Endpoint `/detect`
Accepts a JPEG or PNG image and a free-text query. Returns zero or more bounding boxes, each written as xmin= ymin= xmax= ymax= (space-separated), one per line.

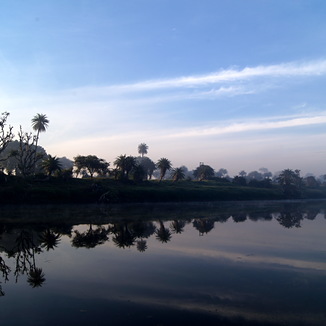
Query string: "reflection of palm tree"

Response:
xmin=193 ymin=218 xmax=214 ymax=236
xmin=39 ymin=229 xmax=61 ymax=250
xmin=27 ymin=267 xmax=46 ymax=288
xmin=136 ymin=239 xmax=148 ymax=252
xmin=111 ymin=223 xmax=136 ymax=249
xmin=72 ymin=225 xmax=109 ymax=248
xmin=155 ymin=221 xmax=172 ymax=243
xmin=170 ymin=220 xmax=186 ymax=234
xmin=129 ymin=221 xmax=156 ymax=239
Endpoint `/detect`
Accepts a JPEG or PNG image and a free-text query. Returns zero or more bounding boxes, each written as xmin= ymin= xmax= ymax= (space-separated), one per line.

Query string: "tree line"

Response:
xmin=0 ymin=112 xmax=325 ymax=198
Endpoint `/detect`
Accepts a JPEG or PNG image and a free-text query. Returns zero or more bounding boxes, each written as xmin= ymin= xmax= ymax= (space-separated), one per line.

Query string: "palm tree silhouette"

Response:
xmin=171 ymin=167 xmax=185 ymax=182
xmin=39 ymin=229 xmax=61 ymax=250
xmin=155 ymin=220 xmax=172 ymax=243
xmin=27 ymin=267 xmax=46 ymax=288
xmin=136 ymin=239 xmax=148 ymax=252
xmin=41 ymin=155 xmax=62 ymax=176
xmin=156 ymin=158 xmax=172 ymax=181
xmin=31 ymin=113 xmax=49 ymax=172
xmin=170 ymin=220 xmax=186 ymax=234
xmin=138 ymin=143 xmax=148 ymax=157
xmin=110 ymin=222 xmax=136 ymax=249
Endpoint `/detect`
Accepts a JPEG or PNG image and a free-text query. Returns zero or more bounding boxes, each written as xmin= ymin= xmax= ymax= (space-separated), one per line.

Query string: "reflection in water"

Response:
xmin=0 ymin=201 xmax=325 ymax=325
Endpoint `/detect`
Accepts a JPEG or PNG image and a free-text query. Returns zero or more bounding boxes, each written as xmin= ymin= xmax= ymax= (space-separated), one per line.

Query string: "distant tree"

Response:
xmin=193 ymin=164 xmax=214 ymax=181
xmin=216 ymin=168 xmax=228 ymax=178
xmin=259 ymin=167 xmax=272 ymax=179
xmin=138 ymin=143 xmax=148 ymax=157
xmin=74 ymin=155 xmax=109 ymax=178
xmin=42 ymin=155 xmax=62 ymax=177
xmin=277 ymin=169 xmax=303 ymax=198
xmin=171 ymin=167 xmax=185 ymax=182
xmin=156 ymin=158 xmax=172 ymax=181
xmin=114 ymin=154 xmax=136 ymax=180
xmin=247 ymin=170 xmax=263 ymax=181
xmin=132 ymin=164 xmax=147 ymax=182
xmin=0 ymin=112 xmax=14 ymax=161
xmin=232 ymin=175 xmax=247 ymax=186
xmin=31 ymin=114 xmax=49 ymax=173
xmin=238 ymin=170 xmax=247 ymax=177
xmin=136 ymin=156 xmax=156 ymax=179
xmin=304 ymin=175 xmax=319 ymax=188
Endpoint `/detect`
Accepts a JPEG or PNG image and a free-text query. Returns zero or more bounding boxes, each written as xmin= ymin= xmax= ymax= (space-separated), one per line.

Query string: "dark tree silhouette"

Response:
xmin=193 ymin=218 xmax=215 ymax=235
xmin=156 ymin=158 xmax=172 ymax=181
xmin=136 ymin=239 xmax=148 ymax=252
xmin=39 ymin=229 xmax=61 ymax=250
xmin=42 ymin=155 xmax=62 ymax=177
xmin=31 ymin=113 xmax=49 ymax=173
xmin=27 ymin=267 xmax=46 ymax=288
xmin=277 ymin=169 xmax=303 ymax=198
xmin=170 ymin=220 xmax=186 ymax=234
xmin=138 ymin=143 xmax=148 ymax=157
xmin=155 ymin=220 xmax=172 ymax=243
xmin=171 ymin=167 xmax=185 ymax=182
xmin=74 ymin=155 xmax=109 ymax=178
xmin=72 ymin=225 xmax=109 ymax=248
xmin=193 ymin=164 xmax=214 ymax=181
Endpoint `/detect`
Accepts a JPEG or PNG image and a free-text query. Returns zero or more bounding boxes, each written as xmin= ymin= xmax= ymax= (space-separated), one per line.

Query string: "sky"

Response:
xmin=1 ymin=0 xmax=326 ymax=177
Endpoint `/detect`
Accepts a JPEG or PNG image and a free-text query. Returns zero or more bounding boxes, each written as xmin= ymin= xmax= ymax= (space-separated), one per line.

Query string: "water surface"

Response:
xmin=0 ymin=201 xmax=325 ymax=325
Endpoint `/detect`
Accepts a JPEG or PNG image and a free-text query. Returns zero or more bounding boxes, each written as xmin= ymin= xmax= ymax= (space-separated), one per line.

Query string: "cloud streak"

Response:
xmin=167 ymin=113 xmax=326 ymax=139
xmin=103 ymin=59 xmax=326 ymax=93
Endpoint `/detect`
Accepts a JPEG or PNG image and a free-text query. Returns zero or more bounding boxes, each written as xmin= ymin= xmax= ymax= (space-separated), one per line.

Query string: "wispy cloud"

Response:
xmin=167 ymin=113 xmax=326 ymax=139
xmin=100 ymin=59 xmax=326 ymax=93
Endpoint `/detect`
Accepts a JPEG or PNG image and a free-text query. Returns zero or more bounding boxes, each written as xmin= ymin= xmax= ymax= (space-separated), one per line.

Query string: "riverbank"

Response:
xmin=1 ymin=177 xmax=326 ymax=204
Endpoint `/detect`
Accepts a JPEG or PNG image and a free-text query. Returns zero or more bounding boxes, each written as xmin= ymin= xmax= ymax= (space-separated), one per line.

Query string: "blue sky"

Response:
xmin=1 ymin=0 xmax=326 ymax=176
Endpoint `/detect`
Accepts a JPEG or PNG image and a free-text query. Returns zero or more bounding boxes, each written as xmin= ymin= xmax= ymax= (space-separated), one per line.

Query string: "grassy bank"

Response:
xmin=1 ymin=177 xmax=326 ymax=204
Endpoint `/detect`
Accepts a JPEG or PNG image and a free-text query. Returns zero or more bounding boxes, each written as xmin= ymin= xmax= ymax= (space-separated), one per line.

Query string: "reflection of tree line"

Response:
xmin=0 ymin=226 xmax=64 ymax=296
xmin=0 ymin=204 xmax=324 ymax=295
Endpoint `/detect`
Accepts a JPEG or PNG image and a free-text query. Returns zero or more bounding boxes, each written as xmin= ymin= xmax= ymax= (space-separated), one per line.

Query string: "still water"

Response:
xmin=0 ymin=201 xmax=326 ymax=326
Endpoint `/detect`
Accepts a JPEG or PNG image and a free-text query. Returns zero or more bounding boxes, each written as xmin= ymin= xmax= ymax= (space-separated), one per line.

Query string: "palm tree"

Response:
xmin=42 ymin=155 xmax=62 ymax=176
xmin=138 ymin=143 xmax=148 ymax=157
xmin=171 ymin=167 xmax=185 ymax=182
xmin=114 ymin=154 xmax=127 ymax=179
xmin=31 ymin=113 xmax=49 ymax=172
xmin=156 ymin=158 xmax=172 ymax=181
